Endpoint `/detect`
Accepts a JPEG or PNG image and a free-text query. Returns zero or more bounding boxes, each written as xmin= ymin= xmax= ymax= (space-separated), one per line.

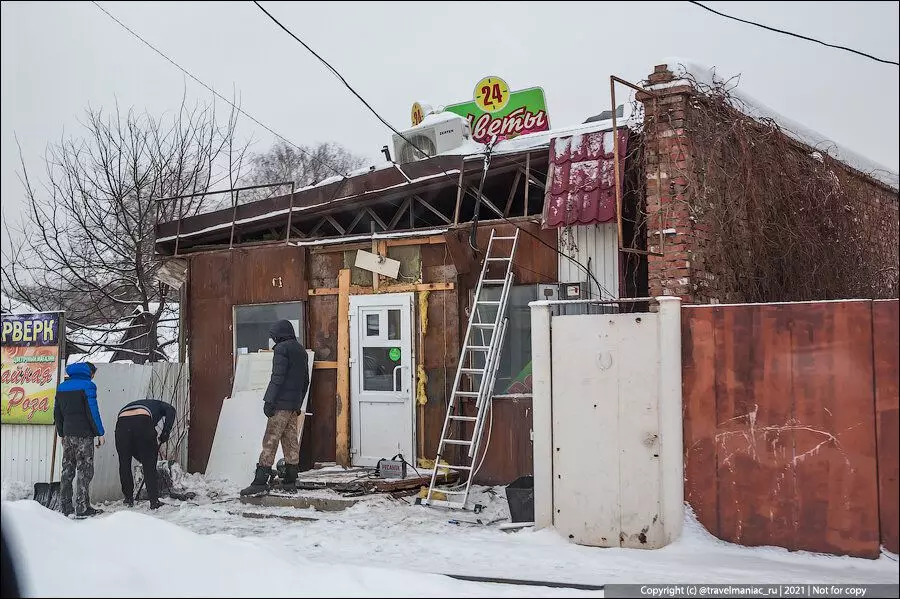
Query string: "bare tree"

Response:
xmin=2 ymin=98 xmax=250 ymax=363
xmin=249 ymin=140 xmax=365 ymax=189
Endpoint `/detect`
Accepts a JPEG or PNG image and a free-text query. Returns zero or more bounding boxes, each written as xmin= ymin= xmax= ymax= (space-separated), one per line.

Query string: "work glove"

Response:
xmin=263 ymin=403 xmax=275 ymax=418
xmin=95 ymin=436 xmax=105 ymax=448
xmin=158 ymin=433 xmax=170 ymax=444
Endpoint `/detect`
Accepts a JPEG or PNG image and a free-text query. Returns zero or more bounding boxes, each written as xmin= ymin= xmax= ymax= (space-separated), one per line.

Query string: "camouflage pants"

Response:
xmin=60 ymin=436 xmax=94 ymax=515
xmin=258 ymin=410 xmax=299 ymax=468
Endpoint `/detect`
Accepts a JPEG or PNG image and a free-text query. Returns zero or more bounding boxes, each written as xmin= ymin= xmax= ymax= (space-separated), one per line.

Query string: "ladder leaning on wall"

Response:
xmin=423 ymin=228 xmax=519 ymax=509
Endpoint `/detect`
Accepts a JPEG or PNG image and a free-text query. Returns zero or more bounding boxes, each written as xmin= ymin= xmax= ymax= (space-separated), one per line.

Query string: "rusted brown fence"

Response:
xmin=683 ymin=299 xmax=898 ymax=558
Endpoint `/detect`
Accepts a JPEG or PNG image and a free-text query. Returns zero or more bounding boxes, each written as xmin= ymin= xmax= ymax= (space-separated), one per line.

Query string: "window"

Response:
xmin=234 ymin=302 xmax=305 ymax=362
xmin=468 ymin=285 xmax=537 ymax=395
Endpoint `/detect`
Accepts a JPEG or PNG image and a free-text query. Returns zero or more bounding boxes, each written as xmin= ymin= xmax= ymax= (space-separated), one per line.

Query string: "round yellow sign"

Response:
xmin=474 ymin=76 xmax=510 ymax=114
xmin=411 ymin=102 xmax=425 ymax=126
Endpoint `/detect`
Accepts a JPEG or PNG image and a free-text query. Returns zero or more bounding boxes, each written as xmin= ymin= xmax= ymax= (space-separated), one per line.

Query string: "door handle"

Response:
xmin=392 ymin=364 xmax=408 ymax=394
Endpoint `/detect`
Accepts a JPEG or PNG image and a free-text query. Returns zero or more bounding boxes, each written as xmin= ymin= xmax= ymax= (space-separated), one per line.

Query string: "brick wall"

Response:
xmin=639 ymin=64 xmax=899 ymax=303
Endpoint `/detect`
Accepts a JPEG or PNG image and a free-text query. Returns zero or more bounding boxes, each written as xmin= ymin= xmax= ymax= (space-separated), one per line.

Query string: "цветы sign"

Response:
xmin=1 ymin=312 xmax=62 ymax=424
xmin=445 ymin=77 xmax=550 ymax=144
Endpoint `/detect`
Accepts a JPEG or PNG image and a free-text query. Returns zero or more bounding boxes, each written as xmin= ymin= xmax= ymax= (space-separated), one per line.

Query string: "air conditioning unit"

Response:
xmin=392 ymin=113 xmax=471 ymax=164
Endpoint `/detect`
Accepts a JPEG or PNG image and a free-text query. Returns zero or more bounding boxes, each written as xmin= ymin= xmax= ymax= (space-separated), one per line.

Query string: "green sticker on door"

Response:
xmin=389 ymin=347 xmax=401 ymax=362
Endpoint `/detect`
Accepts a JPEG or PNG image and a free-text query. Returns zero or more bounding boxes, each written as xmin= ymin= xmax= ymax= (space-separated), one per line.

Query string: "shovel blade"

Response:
xmin=33 ymin=482 xmax=61 ymax=510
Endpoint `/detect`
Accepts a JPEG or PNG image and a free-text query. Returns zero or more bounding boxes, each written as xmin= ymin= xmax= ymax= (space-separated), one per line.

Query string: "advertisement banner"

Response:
xmin=445 ymin=77 xmax=550 ymax=144
xmin=1 ymin=312 xmax=62 ymax=424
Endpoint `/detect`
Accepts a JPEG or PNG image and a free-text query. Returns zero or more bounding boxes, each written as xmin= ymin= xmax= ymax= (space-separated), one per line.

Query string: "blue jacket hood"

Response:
xmin=66 ymin=362 xmax=93 ymax=379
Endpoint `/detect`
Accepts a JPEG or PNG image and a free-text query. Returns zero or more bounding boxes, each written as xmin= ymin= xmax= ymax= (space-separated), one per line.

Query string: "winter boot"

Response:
xmin=124 ymin=497 xmax=134 ymax=508
xmin=239 ymin=464 xmax=271 ymax=496
xmin=149 ymin=499 xmax=162 ymax=510
xmin=279 ymin=463 xmax=299 ymax=490
xmin=75 ymin=506 xmax=103 ymax=519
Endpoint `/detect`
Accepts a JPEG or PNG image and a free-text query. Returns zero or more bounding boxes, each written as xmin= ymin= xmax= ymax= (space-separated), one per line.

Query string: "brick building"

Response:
xmin=639 ymin=61 xmax=899 ymax=304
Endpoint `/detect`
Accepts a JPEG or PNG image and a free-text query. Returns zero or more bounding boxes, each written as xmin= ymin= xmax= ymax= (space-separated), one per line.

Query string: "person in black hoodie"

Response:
xmin=240 ymin=320 xmax=309 ymax=496
xmin=115 ymin=399 xmax=175 ymax=509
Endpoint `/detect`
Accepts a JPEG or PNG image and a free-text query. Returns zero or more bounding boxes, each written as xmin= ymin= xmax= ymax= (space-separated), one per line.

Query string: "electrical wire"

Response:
xmin=687 ymin=1 xmax=899 ymax=67
xmin=90 ymin=1 xmax=349 ymax=180
xmin=251 ymin=1 xmax=616 ymax=298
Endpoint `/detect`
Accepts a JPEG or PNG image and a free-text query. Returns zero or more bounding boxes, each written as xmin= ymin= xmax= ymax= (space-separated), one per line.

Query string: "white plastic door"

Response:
xmin=349 ymin=293 xmax=415 ymax=467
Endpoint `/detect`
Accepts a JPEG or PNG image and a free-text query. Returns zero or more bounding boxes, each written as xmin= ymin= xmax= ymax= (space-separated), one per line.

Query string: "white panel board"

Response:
xmin=616 ymin=313 xmax=664 ymax=548
xmin=355 ymin=249 xmax=401 ymax=279
xmin=551 ymin=314 xmax=621 ymax=546
xmin=205 ymin=350 xmax=314 ymax=483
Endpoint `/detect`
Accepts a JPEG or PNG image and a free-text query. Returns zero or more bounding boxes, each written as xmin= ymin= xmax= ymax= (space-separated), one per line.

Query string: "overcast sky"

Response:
xmin=2 ymin=1 xmax=898 ymax=248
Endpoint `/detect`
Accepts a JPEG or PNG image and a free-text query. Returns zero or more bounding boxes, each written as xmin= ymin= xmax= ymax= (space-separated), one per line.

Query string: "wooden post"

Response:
xmin=376 ymin=240 xmax=388 ymax=289
xmin=453 ymin=158 xmax=464 ymax=225
xmin=371 ymin=222 xmax=379 ymax=291
xmin=524 ymin=154 xmax=531 ymax=217
xmin=336 ymin=268 xmax=351 ymax=466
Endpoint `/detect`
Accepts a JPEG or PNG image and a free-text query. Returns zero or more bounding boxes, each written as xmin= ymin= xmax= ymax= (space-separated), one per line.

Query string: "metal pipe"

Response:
xmin=610 ymin=76 xmax=624 ymax=250
xmin=285 ymin=181 xmax=296 ymax=244
xmin=229 ymin=189 xmax=240 ymax=250
xmin=174 ymin=197 xmax=184 ymax=257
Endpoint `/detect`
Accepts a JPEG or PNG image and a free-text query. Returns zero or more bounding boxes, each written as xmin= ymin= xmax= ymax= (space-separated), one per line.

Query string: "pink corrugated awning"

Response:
xmin=542 ymin=128 xmax=628 ymax=228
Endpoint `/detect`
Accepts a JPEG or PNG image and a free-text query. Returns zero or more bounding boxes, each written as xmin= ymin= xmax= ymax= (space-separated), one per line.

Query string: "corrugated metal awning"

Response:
xmin=542 ymin=129 xmax=628 ymax=228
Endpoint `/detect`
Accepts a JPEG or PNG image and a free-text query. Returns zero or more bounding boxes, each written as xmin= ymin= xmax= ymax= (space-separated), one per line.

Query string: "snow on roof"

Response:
xmin=156 ymin=170 xmax=459 ymax=243
xmin=651 ymin=59 xmax=899 ymax=191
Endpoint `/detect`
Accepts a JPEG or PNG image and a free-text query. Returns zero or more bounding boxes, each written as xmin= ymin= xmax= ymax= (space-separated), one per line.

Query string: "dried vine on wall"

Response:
xmin=651 ymin=76 xmax=898 ymax=302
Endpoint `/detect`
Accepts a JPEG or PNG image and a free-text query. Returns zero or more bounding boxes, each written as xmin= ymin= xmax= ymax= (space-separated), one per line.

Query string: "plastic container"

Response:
xmin=505 ymin=475 xmax=535 ymax=523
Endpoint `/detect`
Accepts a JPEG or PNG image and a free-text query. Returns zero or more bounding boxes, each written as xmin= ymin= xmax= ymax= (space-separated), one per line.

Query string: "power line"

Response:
xmin=687 ymin=1 xmax=899 ymax=67
xmin=251 ymin=1 xmax=615 ymax=299
xmin=89 ymin=1 xmax=348 ymax=180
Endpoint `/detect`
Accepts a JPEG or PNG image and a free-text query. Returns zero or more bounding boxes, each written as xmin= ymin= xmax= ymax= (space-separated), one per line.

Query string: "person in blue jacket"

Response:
xmin=53 ymin=362 xmax=105 ymax=518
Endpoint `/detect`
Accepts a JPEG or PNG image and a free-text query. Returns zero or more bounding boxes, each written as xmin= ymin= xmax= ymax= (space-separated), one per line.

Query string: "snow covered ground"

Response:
xmin=2 ymin=473 xmax=897 ymax=597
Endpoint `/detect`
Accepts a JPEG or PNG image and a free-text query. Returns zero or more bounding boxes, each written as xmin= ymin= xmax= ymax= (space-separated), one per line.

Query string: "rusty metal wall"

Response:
xmin=186 ymin=245 xmax=307 ymax=472
xmin=682 ymin=300 xmax=888 ymax=558
xmin=874 ymin=300 xmax=899 ymax=554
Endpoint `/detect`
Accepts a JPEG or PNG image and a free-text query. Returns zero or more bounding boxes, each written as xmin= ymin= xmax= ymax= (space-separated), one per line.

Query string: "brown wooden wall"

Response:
xmin=186 ymin=245 xmax=308 ymax=472
xmin=185 ymin=221 xmax=555 ymax=482
xmin=682 ymin=300 xmax=898 ymax=558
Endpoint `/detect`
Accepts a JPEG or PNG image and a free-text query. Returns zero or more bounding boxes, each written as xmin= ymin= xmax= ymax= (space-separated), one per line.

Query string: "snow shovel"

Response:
xmin=33 ymin=433 xmax=60 ymax=510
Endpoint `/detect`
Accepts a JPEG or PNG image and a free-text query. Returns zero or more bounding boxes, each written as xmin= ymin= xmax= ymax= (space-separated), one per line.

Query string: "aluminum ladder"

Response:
xmin=423 ymin=228 xmax=519 ymax=508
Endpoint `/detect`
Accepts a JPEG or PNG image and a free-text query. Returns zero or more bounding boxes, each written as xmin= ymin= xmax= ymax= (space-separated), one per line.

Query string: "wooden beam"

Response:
xmin=370 ymin=222 xmax=379 ymax=292
xmin=388 ymin=198 xmax=411 ymax=230
xmin=387 ymin=235 xmax=446 ymax=247
xmin=309 ymin=235 xmax=445 ymax=254
xmin=454 ymin=158 xmax=465 ymax=225
xmin=313 ymin=361 xmax=338 ymax=370
xmin=344 ymin=210 xmax=366 ymax=235
xmin=504 ymin=170 xmax=522 ymax=217
xmin=466 ymin=186 xmax=504 ymax=218
xmin=519 ymin=166 xmax=544 ymax=190
xmin=308 ymin=281 xmax=455 ymax=296
xmin=367 ymin=209 xmax=388 ymax=232
xmin=336 ymin=269 xmax=351 ymax=467
xmin=524 ymin=153 xmax=531 ymax=217
xmin=414 ymin=195 xmax=452 ymax=225
xmin=325 ymin=215 xmax=345 ymax=235
xmin=309 ymin=217 xmax=327 ymax=236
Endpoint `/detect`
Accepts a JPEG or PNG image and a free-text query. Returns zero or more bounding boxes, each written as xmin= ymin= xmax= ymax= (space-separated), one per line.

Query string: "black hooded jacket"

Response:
xmin=262 ymin=319 xmax=309 ymax=411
